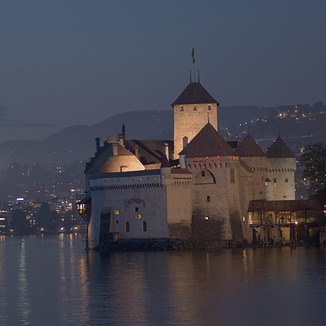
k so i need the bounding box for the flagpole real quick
[192,39,195,82]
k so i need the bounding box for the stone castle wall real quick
[266,157,296,200]
[173,103,218,157]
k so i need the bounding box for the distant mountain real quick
[0,110,173,170]
[0,104,324,170]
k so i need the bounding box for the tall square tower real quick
[171,81,219,157]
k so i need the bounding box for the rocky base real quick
[92,238,235,252]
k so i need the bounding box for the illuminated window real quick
[125,222,130,232]
[142,221,147,232]
[208,105,211,110]
[195,157,198,162]
[115,210,119,215]
[180,105,184,111]
[136,214,141,219]
[217,156,220,161]
[206,157,208,161]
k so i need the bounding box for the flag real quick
[191,47,195,64]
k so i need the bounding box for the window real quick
[125,222,130,232]
[273,178,277,183]
[201,171,205,177]
[134,207,139,212]
[180,105,184,111]
[285,178,288,183]
[142,221,147,232]
[114,210,119,215]
[207,196,210,202]
[208,105,211,110]
[230,168,235,184]
[136,214,141,219]
[193,105,197,111]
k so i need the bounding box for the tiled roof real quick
[171,82,219,106]
[179,123,235,157]
[125,140,174,165]
[161,155,170,168]
[266,137,295,158]
[85,143,134,174]
[236,135,265,157]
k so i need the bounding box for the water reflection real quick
[0,236,326,325]
[18,239,30,325]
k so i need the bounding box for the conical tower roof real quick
[179,123,235,157]
[161,155,171,168]
[236,135,265,157]
[266,137,295,158]
[171,82,219,106]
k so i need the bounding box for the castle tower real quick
[266,137,296,200]
[236,135,267,201]
[171,81,219,157]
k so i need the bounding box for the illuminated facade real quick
[82,79,298,249]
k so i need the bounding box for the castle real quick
[78,79,320,250]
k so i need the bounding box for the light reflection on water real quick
[0,235,325,325]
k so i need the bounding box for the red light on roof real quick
[206,157,208,161]
[195,157,198,162]
[217,156,220,161]
[236,156,239,160]
[230,156,232,160]
[233,156,235,160]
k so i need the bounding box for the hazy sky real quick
[1,0,326,142]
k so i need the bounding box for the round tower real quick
[266,137,296,200]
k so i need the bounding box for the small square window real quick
[134,207,139,212]
[273,178,277,183]
[208,105,211,110]
[285,178,288,183]
[193,106,197,111]
[207,196,210,202]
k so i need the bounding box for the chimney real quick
[163,143,169,160]
[135,145,139,159]
[183,136,188,150]
[112,143,118,156]
[95,137,100,152]
[118,134,124,146]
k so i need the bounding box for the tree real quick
[36,202,60,233]
[10,209,32,235]
[300,143,326,205]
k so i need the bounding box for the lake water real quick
[0,234,325,326]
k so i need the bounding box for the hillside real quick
[0,103,325,171]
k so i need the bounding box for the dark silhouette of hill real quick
[0,110,173,170]
[0,104,324,171]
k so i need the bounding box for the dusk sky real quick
[1,0,326,142]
